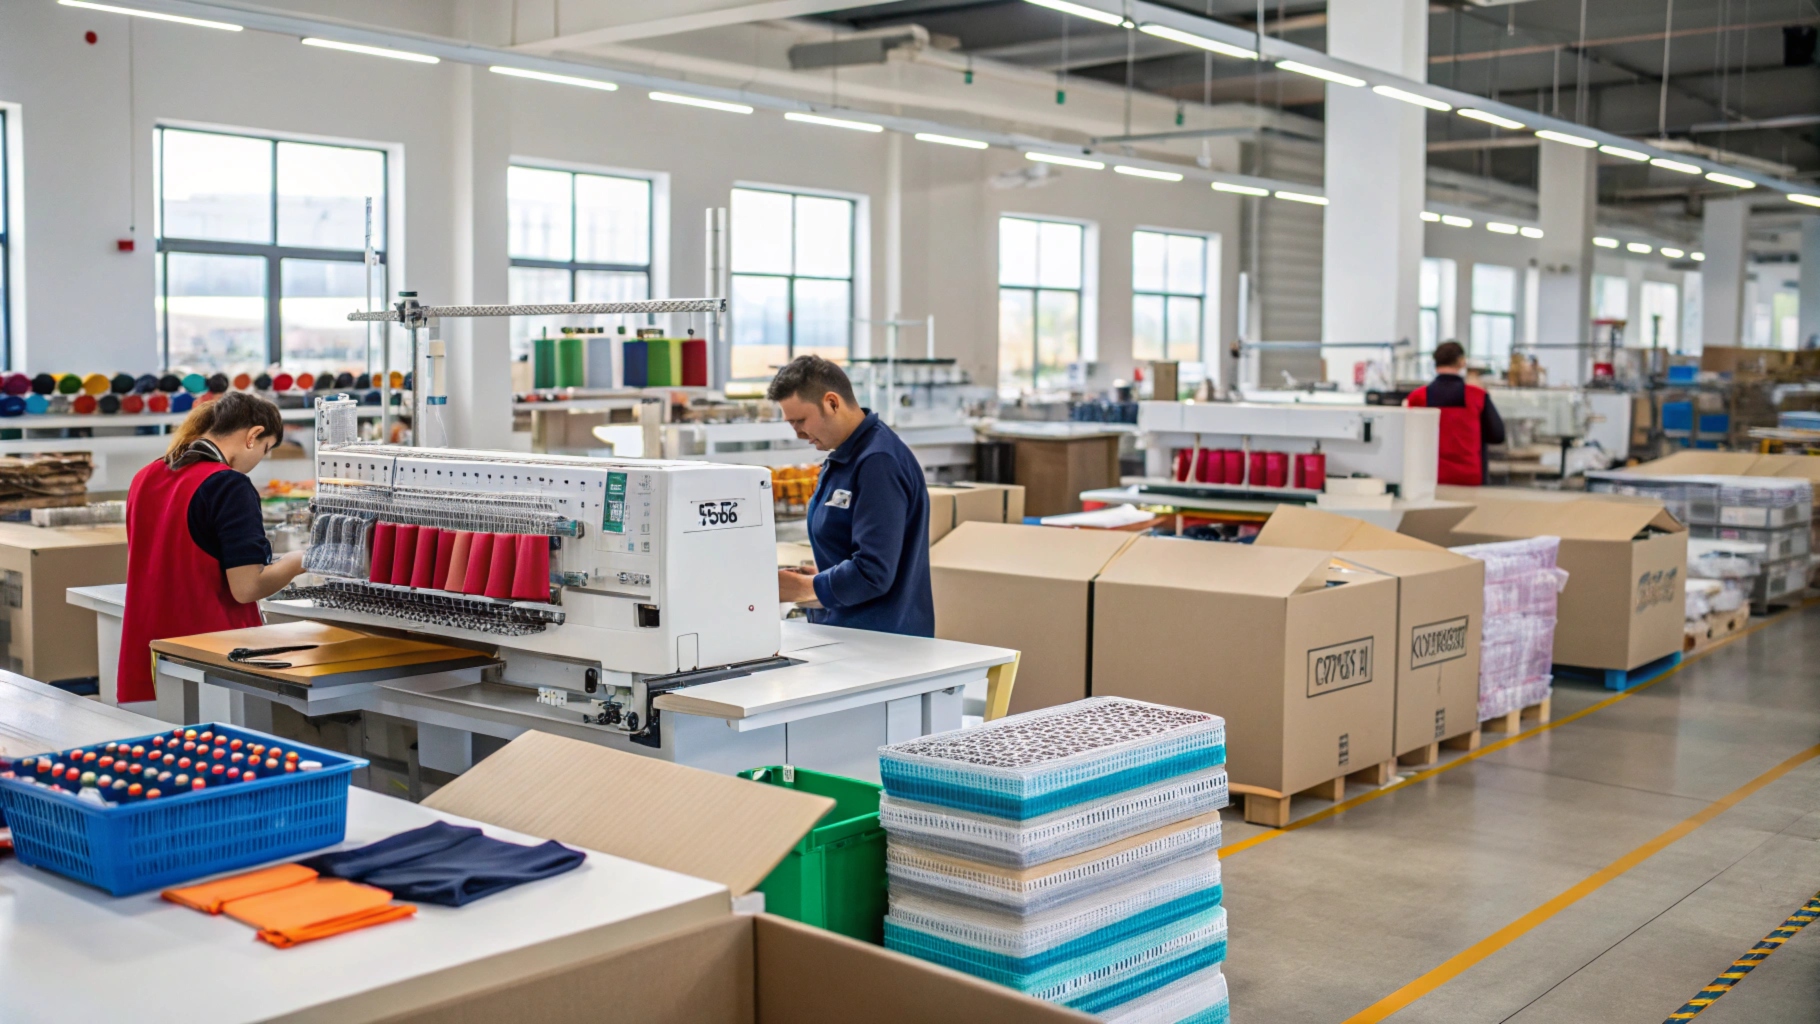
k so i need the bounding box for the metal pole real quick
[363,197,374,438]
[705,208,729,389]
[926,314,936,360]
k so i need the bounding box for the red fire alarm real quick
[116,239,135,252]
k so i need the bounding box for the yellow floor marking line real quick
[1219,604,1804,859]
[1662,890,1820,1022]
[1337,743,1820,1024]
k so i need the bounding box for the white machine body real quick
[308,446,780,679]
[1137,401,1441,502]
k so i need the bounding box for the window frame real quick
[154,125,390,368]
[998,214,1092,393]
[729,185,859,374]
[0,108,9,371]
[1130,228,1211,364]
[1468,263,1519,365]
[508,163,657,307]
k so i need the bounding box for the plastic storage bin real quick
[739,765,887,943]
[0,723,365,896]
[1691,523,1809,562]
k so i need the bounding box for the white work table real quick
[0,671,729,1024]
[66,583,131,708]
[1080,484,1465,532]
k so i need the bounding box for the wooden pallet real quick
[1480,694,1551,735]
[1229,758,1395,827]
[1396,725,1482,768]
[1684,606,1750,654]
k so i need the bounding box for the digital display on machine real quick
[604,472,627,534]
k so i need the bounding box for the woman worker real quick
[117,392,306,705]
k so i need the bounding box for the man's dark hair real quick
[1433,341,1466,368]
[767,355,857,406]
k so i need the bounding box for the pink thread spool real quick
[431,529,457,590]
[389,525,419,585]
[484,533,518,599]
[409,527,440,589]
[1219,449,1243,485]
[444,532,474,592]
[368,522,397,584]
[511,534,551,601]
[1295,452,1327,491]
[1247,451,1267,488]
[461,534,495,595]
[1195,449,1220,484]
[1264,451,1289,488]
[1174,449,1194,482]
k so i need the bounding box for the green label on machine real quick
[604,472,627,534]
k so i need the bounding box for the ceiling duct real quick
[787,24,954,70]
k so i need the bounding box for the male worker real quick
[769,355,934,636]
[1404,340,1506,486]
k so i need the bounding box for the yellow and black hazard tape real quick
[1665,891,1820,1021]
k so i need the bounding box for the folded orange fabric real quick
[163,863,319,914]
[223,877,416,948]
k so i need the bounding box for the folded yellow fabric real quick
[163,863,319,914]
[222,877,416,948]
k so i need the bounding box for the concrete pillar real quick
[1701,198,1749,351]
[1534,142,1597,385]
[1800,217,1820,350]
[445,62,514,449]
[1321,0,1428,388]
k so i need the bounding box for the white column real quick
[1534,142,1597,385]
[1701,197,1749,351]
[1321,0,1428,387]
[446,62,514,449]
[1799,216,1820,350]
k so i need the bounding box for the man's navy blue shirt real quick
[806,411,934,637]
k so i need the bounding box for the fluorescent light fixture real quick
[489,66,616,90]
[1275,190,1328,205]
[1535,129,1597,148]
[1650,157,1701,174]
[650,91,752,114]
[1790,194,1820,208]
[1660,247,1686,258]
[1138,24,1257,60]
[1705,171,1755,189]
[1372,85,1451,112]
[1458,108,1526,130]
[1487,222,1519,234]
[915,132,988,150]
[1115,165,1184,182]
[1420,211,1441,222]
[1599,144,1650,161]
[786,112,883,132]
[1692,252,1706,261]
[1627,242,1653,254]
[1026,151,1104,169]
[302,38,438,63]
[1213,181,1270,196]
[1440,214,1473,228]
[1024,0,1130,28]
[1275,61,1363,87]
[1593,236,1619,248]
[57,0,241,30]
[1520,226,1544,239]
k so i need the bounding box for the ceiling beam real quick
[1430,15,1820,66]
[512,0,886,51]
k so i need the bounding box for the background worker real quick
[117,392,306,704]
[1405,340,1506,486]
[769,355,934,637]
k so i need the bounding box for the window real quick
[1592,274,1629,322]
[1638,281,1680,351]
[1469,264,1518,365]
[729,187,854,380]
[156,127,387,374]
[1131,231,1206,363]
[507,165,653,359]
[0,110,9,371]
[999,217,1085,393]
[1418,257,1456,357]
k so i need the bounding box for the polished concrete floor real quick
[1220,607,1820,1023]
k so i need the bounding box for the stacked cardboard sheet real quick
[1450,537,1567,721]
[879,698,1230,1022]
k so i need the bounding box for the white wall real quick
[0,1,1244,443]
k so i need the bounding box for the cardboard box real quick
[0,522,128,682]
[987,433,1123,518]
[927,482,1029,544]
[380,912,1092,1024]
[1090,537,1398,796]
[1256,506,1484,757]
[410,731,1090,1024]
[929,523,1136,714]
[1439,496,1686,671]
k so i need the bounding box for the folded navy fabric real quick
[302,820,585,907]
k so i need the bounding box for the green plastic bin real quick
[739,765,887,943]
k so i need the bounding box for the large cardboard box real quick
[1090,537,1398,797]
[1256,506,1485,757]
[929,522,1136,714]
[0,522,128,683]
[1439,496,1686,671]
[407,731,1089,1024]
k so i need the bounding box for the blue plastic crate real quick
[0,722,366,896]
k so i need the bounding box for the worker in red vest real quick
[118,393,306,704]
[1404,341,1506,486]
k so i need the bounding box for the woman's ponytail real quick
[164,391,284,468]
